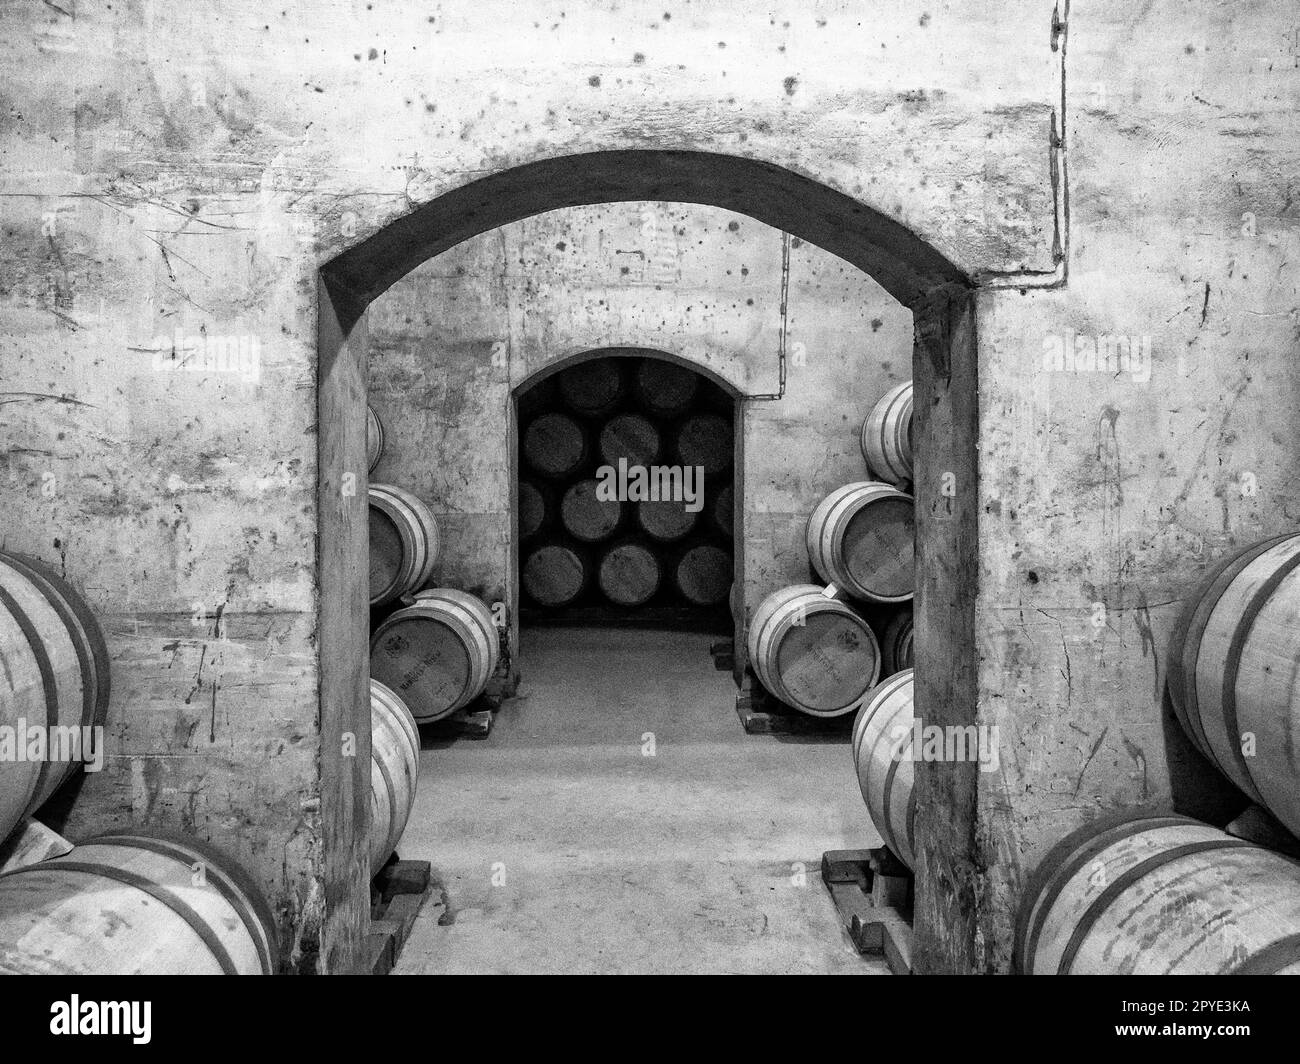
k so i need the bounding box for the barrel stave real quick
[1018,815,1300,975]
[851,670,916,868]
[0,833,275,975]
[1167,533,1300,836]
[370,680,420,874]
[366,404,386,472]
[0,553,110,842]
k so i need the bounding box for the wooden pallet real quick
[709,638,735,674]
[420,692,499,740]
[821,848,913,974]
[364,858,434,975]
[734,671,854,735]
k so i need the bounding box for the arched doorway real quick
[317,150,979,973]
[515,347,738,634]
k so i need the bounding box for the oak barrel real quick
[598,413,660,468]
[1166,532,1300,837]
[636,497,697,542]
[675,414,732,475]
[370,589,500,723]
[522,545,586,608]
[518,480,547,541]
[0,552,111,845]
[881,608,915,675]
[366,403,385,473]
[524,413,587,477]
[1015,813,1300,975]
[806,481,915,604]
[560,478,622,542]
[635,359,698,417]
[370,680,420,875]
[860,381,914,486]
[0,832,277,974]
[369,483,440,606]
[598,543,661,607]
[747,585,881,717]
[712,483,734,538]
[558,359,624,416]
[851,669,916,869]
[675,545,733,607]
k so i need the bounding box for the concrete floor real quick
[393,627,888,974]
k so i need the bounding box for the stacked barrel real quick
[851,669,916,868]
[0,831,279,974]
[1016,812,1300,974]
[0,551,111,847]
[518,354,735,623]
[365,401,498,879]
[848,380,916,682]
[1006,529,1300,975]
[745,379,916,720]
[1166,531,1300,840]
[369,679,421,873]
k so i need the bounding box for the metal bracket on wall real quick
[978,0,1071,291]
[742,229,791,402]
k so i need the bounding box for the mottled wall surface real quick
[367,201,912,667]
[0,0,1295,972]
[971,2,1300,970]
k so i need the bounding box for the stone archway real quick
[317,149,978,973]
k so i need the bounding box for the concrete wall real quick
[367,200,912,667]
[970,2,1300,971]
[1,0,1295,972]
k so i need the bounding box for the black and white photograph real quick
[0,0,1296,1035]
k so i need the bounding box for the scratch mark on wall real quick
[1073,726,1108,796]
[1121,735,1150,799]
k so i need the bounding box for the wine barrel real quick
[675,414,732,476]
[860,381,914,486]
[851,669,916,868]
[1015,813,1300,975]
[598,543,661,607]
[0,552,111,845]
[675,545,732,606]
[0,832,277,974]
[560,478,622,542]
[1167,532,1300,837]
[369,484,440,606]
[366,403,386,473]
[370,680,420,875]
[522,545,586,608]
[636,497,697,542]
[881,608,915,674]
[806,482,914,604]
[558,359,624,416]
[370,589,500,723]
[524,413,586,477]
[747,585,881,717]
[598,413,660,468]
[712,483,734,538]
[518,480,547,541]
[636,359,698,417]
